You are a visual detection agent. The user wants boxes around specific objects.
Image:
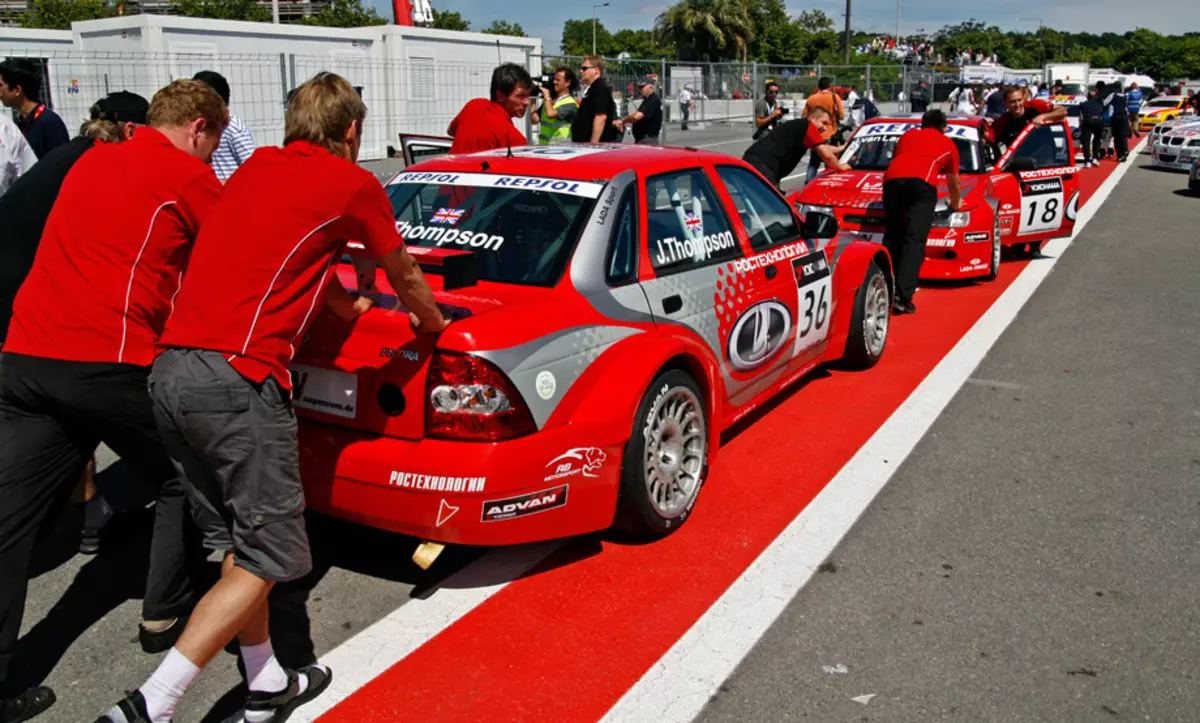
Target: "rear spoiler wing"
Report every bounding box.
[344,242,478,290]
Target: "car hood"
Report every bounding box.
[790,170,988,210]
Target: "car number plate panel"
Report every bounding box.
[290,364,359,419]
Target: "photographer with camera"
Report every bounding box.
[535,66,579,145]
[753,81,786,139]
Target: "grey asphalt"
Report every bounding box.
[698,155,1200,721]
[15,133,1194,723]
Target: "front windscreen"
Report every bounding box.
[841,123,983,174]
[386,171,602,287]
[1146,99,1179,108]
[1059,83,1086,97]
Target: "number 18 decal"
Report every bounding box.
[1019,177,1065,235]
[792,250,833,359]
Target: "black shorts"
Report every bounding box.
[149,348,311,583]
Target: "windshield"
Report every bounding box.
[386,171,601,287]
[1147,99,1180,108]
[842,128,982,174]
[1059,83,1086,97]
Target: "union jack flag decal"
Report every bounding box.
[684,212,703,236]
[431,208,465,225]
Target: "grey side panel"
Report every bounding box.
[475,325,643,429]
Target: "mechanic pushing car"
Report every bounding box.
[741,106,849,188]
[989,85,1068,150]
[882,109,963,316]
[1079,86,1106,167]
[1101,82,1131,162]
[0,80,226,723]
[97,72,448,723]
[448,63,531,155]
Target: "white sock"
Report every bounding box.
[240,640,289,694]
[128,648,201,723]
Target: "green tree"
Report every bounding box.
[561,18,613,56]
[19,0,122,28]
[174,0,269,21]
[746,0,794,63]
[655,0,755,62]
[297,0,386,27]
[610,28,674,59]
[431,8,470,31]
[481,19,525,37]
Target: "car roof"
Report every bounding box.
[867,113,984,127]
[402,144,739,182]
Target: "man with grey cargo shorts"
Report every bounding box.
[99,72,449,723]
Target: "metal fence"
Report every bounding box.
[4,48,942,161]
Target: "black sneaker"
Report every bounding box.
[1,687,55,723]
[139,615,189,654]
[244,665,332,723]
[892,300,917,315]
[94,690,163,723]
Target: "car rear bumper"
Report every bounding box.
[298,421,624,546]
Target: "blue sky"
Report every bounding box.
[369,0,1200,54]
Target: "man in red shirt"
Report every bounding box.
[989,86,1067,149]
[0,79,226,723]
[447,62,532,155]
[882,110,963,315]
[99,72,448,723]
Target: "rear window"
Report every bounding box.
[386,171,601,287]
[842,123,983,174]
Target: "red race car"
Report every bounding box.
[790,113,1082,280]
[292,142,892,548]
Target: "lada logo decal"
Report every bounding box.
[727,300,792,372]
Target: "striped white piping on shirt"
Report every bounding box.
[240,216,342,356]
[288,252,338,361]
[119,201,176,364]
[923,151,952,186]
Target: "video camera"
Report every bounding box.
[538,74,555,93]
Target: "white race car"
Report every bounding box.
[1151,119,1200,171]
[1149,112,1199,142]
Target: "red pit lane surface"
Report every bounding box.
[319,163,1116,722]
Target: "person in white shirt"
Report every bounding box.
[954,84,976,114]
[0,112,37,195]
[678,86,694,131]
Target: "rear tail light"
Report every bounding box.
[426,351,536,441]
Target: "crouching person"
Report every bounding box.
[99,72,449,723]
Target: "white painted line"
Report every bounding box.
[600,140,1147,723]
[290,541,561,722]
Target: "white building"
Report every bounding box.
[1,15,540,160]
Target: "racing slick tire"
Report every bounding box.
[841,262,890,370]
[984,214,1001,282]
[616,369,709,537]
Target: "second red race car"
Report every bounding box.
[289,143,893,550]
[789,113,1082,281]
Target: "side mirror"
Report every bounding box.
[801,211,838,239]
[1006,156,1037,173]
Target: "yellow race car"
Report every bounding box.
[1138,96,1191,131]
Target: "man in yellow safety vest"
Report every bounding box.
[536,66,579,144]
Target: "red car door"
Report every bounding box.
[994,120,1082,247]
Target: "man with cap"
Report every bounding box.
[0,80,225,723]
[615,76,663,145]
[193,70,257,182]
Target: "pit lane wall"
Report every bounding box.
[0,17,540,162]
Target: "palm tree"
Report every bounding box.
[655,0,754,63]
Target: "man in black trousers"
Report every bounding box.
[1079,85,1105,168]
[881,110,962,315]
[1102,83,1130,162]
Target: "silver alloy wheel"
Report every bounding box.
[862,272,890,358]
[642,386,706,519]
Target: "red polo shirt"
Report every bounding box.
[158,141,405,388]
[6,126,220,366]
[884,127,960,186]
[448,98,527,155]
